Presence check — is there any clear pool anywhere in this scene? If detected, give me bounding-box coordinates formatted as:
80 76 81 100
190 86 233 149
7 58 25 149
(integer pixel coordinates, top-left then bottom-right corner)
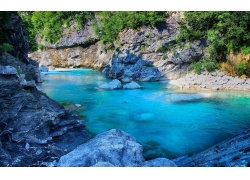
41 68 250 159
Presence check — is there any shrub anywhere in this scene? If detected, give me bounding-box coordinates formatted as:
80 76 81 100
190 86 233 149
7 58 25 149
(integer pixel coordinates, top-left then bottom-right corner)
0 43 14 53
162 53 167 60
191 62 202 74
38 44 46 50
237 62 247 76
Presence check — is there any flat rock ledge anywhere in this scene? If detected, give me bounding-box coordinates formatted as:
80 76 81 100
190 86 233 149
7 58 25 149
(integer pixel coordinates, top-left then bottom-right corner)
170 71 250 91
58 129 176 167
173 128 250 167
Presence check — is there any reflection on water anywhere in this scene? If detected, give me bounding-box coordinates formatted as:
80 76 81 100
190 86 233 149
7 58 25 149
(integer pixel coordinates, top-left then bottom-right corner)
41 68 250 159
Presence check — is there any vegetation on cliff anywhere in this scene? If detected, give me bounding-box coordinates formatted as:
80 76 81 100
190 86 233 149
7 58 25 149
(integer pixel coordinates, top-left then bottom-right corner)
19 11 167 51
93 11 167 45
18 11 250 76
177 12 250 76
0 12 14 53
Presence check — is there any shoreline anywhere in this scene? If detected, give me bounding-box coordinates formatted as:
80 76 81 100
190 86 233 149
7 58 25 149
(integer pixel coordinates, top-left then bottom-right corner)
169 71 250 92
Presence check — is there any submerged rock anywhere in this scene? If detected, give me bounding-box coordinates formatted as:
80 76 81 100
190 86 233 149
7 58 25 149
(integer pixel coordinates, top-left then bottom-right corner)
99 79 122 89
166 93 212 103
58 129 145 167
123 81 141 89
134 113 155 121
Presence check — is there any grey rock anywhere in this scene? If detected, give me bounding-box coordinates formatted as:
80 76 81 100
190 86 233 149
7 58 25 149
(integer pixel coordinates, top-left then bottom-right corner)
173 129 250 167
0 65 17 75
217 71 226 77
58 129 145 167
39 65 49 72
99 79 122 89
36 20 97 49
91 162 115 167
123 81 141 89
25 143 30 150
212 86 220 90
143 158 177 167
121 77 132 83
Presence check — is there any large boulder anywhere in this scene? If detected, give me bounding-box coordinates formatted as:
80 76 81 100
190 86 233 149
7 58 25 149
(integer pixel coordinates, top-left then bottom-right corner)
123 81 141 89
142 158 177 167
99 79 122 89
58 129 145 167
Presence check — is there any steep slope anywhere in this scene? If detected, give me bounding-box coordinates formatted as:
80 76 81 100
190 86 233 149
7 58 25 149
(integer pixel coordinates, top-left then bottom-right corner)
0 12 92 167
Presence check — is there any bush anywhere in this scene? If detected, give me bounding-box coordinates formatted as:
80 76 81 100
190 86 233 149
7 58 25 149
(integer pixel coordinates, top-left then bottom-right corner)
0 43 14 53
95 11 167 45
162 53 167 60
191 62 202 74
237 62 247 76
38 44 46 50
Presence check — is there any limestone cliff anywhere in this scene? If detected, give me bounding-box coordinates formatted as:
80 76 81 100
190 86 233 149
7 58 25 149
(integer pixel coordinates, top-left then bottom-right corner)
29 12 207 80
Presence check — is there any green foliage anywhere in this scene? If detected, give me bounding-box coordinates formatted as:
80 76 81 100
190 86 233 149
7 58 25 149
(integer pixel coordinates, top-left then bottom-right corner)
237 62 247 76
162 53 167 60
202 58 217 72
17 69 22 74
0 43 14 53
191 57 217 74
157 42 177 53
0 12 11 43
18 12 38 52
241 46 250 55
95 11 167 45
178 12 250 62
191 62 202 74
19 11 94 47
38 44 46 50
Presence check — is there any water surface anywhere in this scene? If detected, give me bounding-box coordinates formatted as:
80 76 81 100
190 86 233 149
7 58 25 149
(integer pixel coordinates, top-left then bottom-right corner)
41 68 250 159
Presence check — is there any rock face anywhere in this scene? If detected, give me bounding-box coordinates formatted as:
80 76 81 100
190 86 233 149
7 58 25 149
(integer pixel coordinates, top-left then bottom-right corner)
0 59 92 166
170 71 250 91
58 129 177 167
0 12 92 167
98 79 122 89
173 129 250 167
36 20 97 49
102 13 207 81
29 42 113 70
29 12 207 80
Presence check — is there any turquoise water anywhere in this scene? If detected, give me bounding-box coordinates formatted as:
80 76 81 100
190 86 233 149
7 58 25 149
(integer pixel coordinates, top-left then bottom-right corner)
41 68 250 160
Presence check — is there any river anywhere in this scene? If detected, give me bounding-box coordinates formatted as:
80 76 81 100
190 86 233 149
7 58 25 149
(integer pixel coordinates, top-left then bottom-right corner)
40 68 250 160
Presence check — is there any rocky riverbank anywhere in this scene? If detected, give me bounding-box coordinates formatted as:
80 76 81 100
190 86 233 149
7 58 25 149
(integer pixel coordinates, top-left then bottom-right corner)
170 71 250 91
1 12 177 167
1 12 250 167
